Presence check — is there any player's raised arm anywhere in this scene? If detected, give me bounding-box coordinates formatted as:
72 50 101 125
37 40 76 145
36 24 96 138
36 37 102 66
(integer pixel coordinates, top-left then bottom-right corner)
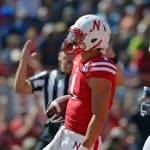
82 78 111 148
14 40 34 94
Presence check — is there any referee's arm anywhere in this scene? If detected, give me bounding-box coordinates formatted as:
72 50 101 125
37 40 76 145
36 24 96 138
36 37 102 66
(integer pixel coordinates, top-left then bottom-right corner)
14 40 46 94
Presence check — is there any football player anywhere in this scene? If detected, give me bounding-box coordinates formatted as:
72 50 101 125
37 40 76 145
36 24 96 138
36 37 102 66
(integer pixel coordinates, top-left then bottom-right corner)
139 86 150 150
43 14 120 150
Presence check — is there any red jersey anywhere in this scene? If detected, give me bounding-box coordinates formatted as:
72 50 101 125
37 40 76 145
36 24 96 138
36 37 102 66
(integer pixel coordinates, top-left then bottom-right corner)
64 54 116 135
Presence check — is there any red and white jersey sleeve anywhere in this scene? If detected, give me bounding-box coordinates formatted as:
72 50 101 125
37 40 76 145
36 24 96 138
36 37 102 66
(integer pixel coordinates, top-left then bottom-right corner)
84 56 117 107
85 57 117 82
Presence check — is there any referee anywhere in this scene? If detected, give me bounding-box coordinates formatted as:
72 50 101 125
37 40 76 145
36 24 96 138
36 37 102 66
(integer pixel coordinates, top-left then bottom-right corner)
14 40 73 149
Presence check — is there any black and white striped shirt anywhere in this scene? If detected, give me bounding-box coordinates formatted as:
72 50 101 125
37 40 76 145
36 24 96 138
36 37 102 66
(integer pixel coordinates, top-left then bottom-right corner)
29 69 70 111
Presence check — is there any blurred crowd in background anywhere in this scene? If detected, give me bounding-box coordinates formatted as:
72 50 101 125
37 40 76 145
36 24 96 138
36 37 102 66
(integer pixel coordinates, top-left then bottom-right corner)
0 0 150 149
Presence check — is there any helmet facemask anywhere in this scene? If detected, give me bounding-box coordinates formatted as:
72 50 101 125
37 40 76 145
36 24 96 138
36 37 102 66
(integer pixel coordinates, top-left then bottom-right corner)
64 28 103 54
64 28 85 54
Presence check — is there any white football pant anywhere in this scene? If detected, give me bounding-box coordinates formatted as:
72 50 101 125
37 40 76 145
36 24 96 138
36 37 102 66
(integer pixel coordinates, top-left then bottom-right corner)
42 126 102 150
143 136 150 150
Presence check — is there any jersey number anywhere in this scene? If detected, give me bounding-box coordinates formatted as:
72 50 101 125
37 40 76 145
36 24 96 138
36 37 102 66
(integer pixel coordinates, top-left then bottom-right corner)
70 73 77 95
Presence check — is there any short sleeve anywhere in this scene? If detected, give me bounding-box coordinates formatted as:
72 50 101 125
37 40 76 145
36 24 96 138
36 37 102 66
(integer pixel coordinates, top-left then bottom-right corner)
86 61 117 82
28 71 49 92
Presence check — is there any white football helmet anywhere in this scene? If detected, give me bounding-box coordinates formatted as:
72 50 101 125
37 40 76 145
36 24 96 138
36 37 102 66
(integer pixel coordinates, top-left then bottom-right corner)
64 14 111 54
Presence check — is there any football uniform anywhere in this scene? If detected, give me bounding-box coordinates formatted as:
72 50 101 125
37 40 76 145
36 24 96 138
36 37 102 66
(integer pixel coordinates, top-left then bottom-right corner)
65 54 116 135
43 54 116 150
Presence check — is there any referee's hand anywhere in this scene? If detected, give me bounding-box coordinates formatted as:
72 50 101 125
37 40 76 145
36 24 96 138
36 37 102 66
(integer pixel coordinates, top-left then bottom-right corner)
21 40 37 65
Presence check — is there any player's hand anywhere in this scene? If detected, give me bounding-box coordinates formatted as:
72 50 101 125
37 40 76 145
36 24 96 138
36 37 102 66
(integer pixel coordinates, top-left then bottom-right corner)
48 114 64 123
21 40 36 65
140 101 150 117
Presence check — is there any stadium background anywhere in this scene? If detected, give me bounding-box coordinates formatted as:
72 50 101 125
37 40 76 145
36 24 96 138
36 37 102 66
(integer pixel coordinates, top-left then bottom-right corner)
0 0 149 149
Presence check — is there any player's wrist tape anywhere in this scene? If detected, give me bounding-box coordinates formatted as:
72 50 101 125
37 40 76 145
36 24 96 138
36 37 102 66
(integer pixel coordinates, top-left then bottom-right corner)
51 101 61 113
79 145 89 150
